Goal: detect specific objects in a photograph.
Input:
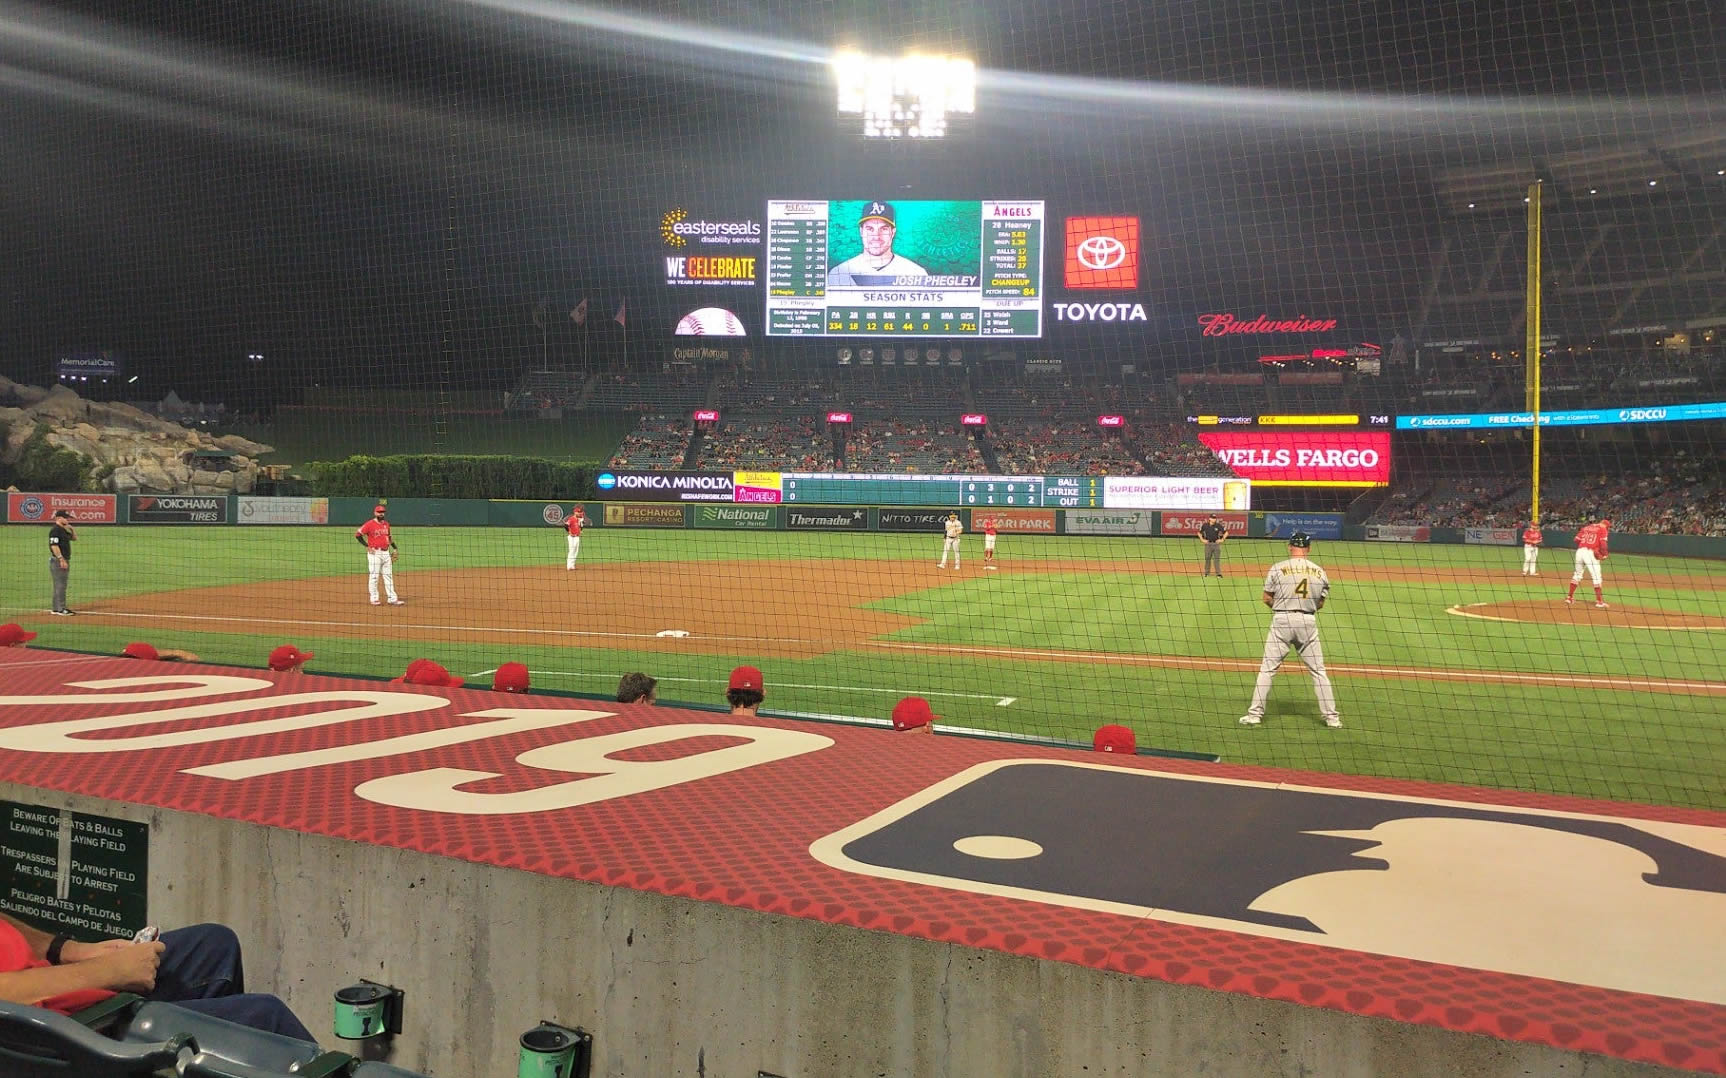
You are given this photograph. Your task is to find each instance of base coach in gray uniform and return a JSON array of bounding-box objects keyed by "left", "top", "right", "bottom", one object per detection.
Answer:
[{"left": 1239, "top": 532, "right": 1342, "bottom": 728}]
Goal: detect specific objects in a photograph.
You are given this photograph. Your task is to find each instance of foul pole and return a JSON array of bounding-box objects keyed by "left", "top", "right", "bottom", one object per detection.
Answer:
[{"left": 1525, "top": 181, "right": 1544, "bottom": 525}]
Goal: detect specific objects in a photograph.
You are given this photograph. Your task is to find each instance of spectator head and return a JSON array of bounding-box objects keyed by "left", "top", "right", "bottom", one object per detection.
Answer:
[
  {"left": 617, "top": 672, "right": 658, "bottom": 704},
  {"left": 0, "top": 624, "right": 38, "bottom": 648},
  {"left": 268, "top": 644, "right": 314, "bottom": 672},
  {"left": 122, "top": 642, "right": 159, "bottom": 661},
  {"left": 890, "top": 696, "right": 937, "bottom": 733},
  {"left": 492, "top": 661, "right": 531, "bottom": 694},
  {"left": 1092, "top": 724, "right": 1136, "bottom": 755},
  {"left": 726, "top": 665, "right": 765, "bottom": 712},
  {"left": 394, "top": 658, "right": 463, "bottom": 688}
]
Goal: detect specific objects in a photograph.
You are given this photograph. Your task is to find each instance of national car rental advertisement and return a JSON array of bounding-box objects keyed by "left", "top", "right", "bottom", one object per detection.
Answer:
[{"left": 1197, "top": 431, "right": 1391, "bottom": 487}]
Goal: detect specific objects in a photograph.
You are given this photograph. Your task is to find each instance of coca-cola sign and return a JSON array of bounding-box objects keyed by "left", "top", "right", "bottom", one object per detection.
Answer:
[
  {"left": 1096, "top": 415, "right": 1125, "bottom": 428},
  {"left": 1198, "top": 313, "right": 1339, "bottom": 337},
  {"left": 960, "top": 413, "right": 989, "bottom": 426},
  {"left": 693, "top": 408, "right": 720, "bottom": 422},
  {"left": 826, "top": 412, "right": 854, "bottom": 424}
]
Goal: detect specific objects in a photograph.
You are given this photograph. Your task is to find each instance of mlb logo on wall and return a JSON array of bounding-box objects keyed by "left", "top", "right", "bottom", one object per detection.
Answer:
[{"left": 1064, "top": 216, "right": 1140, "bottom": 290}]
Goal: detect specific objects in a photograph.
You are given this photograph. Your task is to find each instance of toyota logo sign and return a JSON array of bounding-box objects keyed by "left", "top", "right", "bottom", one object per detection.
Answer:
[
  {"left": 1077, "top": 235, "right": 1126, "bottom": 270},
  {"left": 1063, "top": 216, "right": 1140, "bottom": 290}
]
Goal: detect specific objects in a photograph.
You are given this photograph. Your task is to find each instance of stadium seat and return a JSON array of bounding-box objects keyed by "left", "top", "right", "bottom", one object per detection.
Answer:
[
  {"left": 116, "top": 1002, "right": 328, "bottom": 1074},
  {"left": 0, "top": 998, "right": 190, "bottom": 1077}
]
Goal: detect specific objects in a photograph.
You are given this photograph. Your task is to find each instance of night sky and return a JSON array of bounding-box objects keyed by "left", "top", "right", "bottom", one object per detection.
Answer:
[{"left": 0, "top": 0, "right": 1721, "bottom": 399}]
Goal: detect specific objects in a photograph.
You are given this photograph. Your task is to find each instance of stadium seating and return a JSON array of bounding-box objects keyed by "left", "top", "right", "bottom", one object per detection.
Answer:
[{"left": 0, "top": 999, "right": 188, "bottom": 1078}]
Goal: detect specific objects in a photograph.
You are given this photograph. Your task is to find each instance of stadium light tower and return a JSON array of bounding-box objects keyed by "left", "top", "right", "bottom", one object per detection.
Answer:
[{"left": 832, "top": 51, "right": 975, "bottom": 138}]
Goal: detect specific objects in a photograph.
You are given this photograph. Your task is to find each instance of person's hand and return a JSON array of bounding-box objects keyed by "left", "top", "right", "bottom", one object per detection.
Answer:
[
  {"left": 61, "top": 938, "right": 133, "bottom": 963},
  {"left": 96, "top": 941, "right": 165, "bottom": 992},
  {"left": 57, "top": 559, "right": 68, "bottom": 570},
  {"left": 390, "top": 550, "right": 398, "bottom": 561}
]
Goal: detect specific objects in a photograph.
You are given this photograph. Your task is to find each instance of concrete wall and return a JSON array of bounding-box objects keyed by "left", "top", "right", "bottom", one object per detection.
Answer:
[{"left": 3, "top": 783, "right": 1696, "bottom": 1078}]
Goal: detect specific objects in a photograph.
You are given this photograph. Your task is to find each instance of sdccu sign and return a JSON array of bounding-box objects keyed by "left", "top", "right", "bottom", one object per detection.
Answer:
[{"left": 595, "top": 471, "right": 735, "bottom": 503}]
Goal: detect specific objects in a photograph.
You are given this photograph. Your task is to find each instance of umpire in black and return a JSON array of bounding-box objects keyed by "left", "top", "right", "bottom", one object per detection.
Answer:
[{"left": 1199, "top": 513, "right": 1228, "bottom": 577}]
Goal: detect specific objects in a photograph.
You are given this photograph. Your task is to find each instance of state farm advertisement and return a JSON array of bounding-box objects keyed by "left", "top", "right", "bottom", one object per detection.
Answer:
[
  {"left": 1160, "top": 511, "right": 1247, "bottom": 537},
  {"left": 1198, "top": 431, "right": 1391, "bottom": 487}
]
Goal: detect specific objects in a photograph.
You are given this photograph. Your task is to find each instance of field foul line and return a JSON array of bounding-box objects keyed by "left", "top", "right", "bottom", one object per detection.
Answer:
[
  {"left": 470, "top": 669, "right": 1014, "bottom": 705},
  {"left": 65, "top": 610, "right": 1723, "bottom": 696},
  {"left": 863, "top": 641, "right": 1726, "bottom": 695},
  {"left": 1447, "top": 603, "right": 1726, "bottom": 631},
  {"left": 68, "top": 611, "right": 822, "bottom": 648}
]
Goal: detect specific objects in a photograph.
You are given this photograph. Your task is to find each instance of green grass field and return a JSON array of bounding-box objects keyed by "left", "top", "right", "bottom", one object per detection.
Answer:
[{"left": 5, "top": 526, "right": 1723, "bottom": 810}]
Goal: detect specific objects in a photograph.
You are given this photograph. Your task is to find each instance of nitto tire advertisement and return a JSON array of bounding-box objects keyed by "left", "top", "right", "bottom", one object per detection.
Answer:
[
  {"left": 879, "top": 509, "right": 957, "bottom": 533},
  {"left": 128, "top": 495, "right": 228, "bottom": 524}
]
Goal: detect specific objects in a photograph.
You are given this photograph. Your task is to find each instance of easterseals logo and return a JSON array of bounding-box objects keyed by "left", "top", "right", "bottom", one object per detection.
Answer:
[
  {"left": 1064, "top": 216, "right": 1139, "bottom": 290},
  {"left": 596, "top": 473, "right": 618, "bottom": 491},
  {"left": 660, "top": 208, "right": 761, "bottom": 248}
]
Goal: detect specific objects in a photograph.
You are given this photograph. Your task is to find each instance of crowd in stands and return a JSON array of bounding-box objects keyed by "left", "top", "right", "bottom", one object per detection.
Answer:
[
  {"left": 607, "top": 414, "right": 690, "bottom": 469},
  {"left": 845, "top": 420, "right": 985, "bottom": 473},
  {"left": 1136, "top": 423, "right": 1236, "bottom": 478},
  {"left": 1372, "top": 439, "right": 1726, "bottom": 535},
  {"left": 991, "top": 421, "right": 1145, "bottom": 475},
  {"left": 699, "top": 416, "right": 834, "bottom": 470}
]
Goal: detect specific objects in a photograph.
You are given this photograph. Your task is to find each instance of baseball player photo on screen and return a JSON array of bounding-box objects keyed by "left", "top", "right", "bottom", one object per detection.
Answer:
[{"left": 764, "top": 199, "right": 1044, "bottom": 338}]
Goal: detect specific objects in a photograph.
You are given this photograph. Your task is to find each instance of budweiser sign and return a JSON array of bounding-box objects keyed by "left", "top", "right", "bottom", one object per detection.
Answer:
[{"left": 1198, "top": 313, "right": 1339, "bottom": 337}]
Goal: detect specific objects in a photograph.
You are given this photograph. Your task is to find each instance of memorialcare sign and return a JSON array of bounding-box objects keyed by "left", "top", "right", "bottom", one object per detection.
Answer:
[
  {"left": 128, "top": 495, "right": 230, "bottom": 524},
  {"left": 1197, "top": 431, "right": 1391, "bottom": 488}
]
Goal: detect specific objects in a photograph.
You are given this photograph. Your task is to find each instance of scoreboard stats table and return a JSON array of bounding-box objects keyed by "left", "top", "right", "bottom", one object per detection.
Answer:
[
  {"left": 765, "top": 199, "right": 1044, "bottom": 338},
  {"left": 782, "top": 474, "right": 1101, "bottom": 508}
]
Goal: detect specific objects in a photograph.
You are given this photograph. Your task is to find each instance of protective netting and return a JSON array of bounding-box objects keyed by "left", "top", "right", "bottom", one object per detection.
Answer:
[{"left": 1, "top": 0, "right": 1722, "bottom": 808}]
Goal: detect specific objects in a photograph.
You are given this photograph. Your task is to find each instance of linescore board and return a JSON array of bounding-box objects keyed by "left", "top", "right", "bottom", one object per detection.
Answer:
[
  {"left": 765, "top": 199, "right": 1044, "bottom": 338},
  {"left": 781, "top": 474, "right": 1100, "bottom": 507}
]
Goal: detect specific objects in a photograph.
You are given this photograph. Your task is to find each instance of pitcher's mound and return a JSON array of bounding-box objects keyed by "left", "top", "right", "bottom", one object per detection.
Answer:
[{"left": 1447, "top": 600, "right": 1726, "bottom": 631}]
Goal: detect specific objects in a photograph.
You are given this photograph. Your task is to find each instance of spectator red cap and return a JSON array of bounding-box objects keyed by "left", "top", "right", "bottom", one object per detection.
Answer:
[
  {"left": 891, "top": 696, "right": 937, "bottom": 731},
  {"left": 1092, "top": 724, "right": 1136, "bottom": 754},
  {"left": 268, "top": 644, "right": 314, "bottom": 671},
  {"left": 728, "top": 665, "right": 764, "bottom": 692},
  {"left": 493, "top": 662, "right": 530, "bottom": 693},
  {"left": 393, "top": 658, "right": 463, "bottom": 688},
  {"left": 0, "top": 624, "right": 38, "bottom": 647},
  {"left": 122, "top": 642, "right": 159, "bottom": 661}
]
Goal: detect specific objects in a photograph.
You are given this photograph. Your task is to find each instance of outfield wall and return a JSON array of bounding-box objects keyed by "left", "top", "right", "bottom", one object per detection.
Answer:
[{"left": 6, "top": 493, "right": 1723, "bottom": 558}]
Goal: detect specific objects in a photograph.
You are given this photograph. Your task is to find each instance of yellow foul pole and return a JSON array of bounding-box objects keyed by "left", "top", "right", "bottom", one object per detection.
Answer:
[{"left": 1525, "top": 181, "right": 1543, "bottom": 525}]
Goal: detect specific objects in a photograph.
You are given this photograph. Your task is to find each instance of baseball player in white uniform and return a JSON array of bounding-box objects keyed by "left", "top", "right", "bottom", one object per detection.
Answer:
[
  {"left": 1239, "top": 532, "right": 1342, "bottom": 729},
  {"left": 826, "top": 201, "right": 929, "bottom": 287},
  {"left": 938, "top": 512, "right": 963, "bottom": 569}
]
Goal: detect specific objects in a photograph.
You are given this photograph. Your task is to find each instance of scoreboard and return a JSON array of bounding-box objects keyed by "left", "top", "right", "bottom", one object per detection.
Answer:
[
  {"left": 765, "top": 199, "right": 1044, "bottom": 338},
  {"left": 782, "top": 474, "right": 1101, "bottom": 507}
]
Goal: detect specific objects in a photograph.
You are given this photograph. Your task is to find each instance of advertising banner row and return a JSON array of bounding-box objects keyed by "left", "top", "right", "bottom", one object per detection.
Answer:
[
  {"left": 6, "top": 494, "right": 331, "bottom": 526},
  {"left": 604, "top": 505, "right": 1338, "bottom": 537},
  {"left": 3, "top": 494, "right": 1347, "bottom": 539}
]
